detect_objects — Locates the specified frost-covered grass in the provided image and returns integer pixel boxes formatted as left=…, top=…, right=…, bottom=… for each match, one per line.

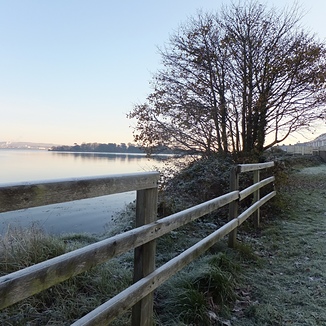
left=0, top=194, right=249, bottom=325
left=231, top=162, right=326, bottom=325
left=0, top=223, right=133, bottom=325
left=1, top=155, right=324, bottom=325
left=297, top=164, right=326, bottom=175
left=155, top=252, right=240, bottom=325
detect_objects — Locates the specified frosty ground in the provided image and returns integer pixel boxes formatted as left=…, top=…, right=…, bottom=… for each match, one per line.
left=232, top=164, right=326, bottom=325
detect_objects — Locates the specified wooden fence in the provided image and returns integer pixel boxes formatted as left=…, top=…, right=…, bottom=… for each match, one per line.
left=0, top=162, right=275, bottom=325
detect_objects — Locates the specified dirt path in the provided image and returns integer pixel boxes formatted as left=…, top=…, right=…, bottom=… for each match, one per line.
left=233, top=164, right=326, bottom=325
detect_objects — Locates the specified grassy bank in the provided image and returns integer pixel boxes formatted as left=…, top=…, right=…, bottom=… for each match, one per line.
left=231, top=163, right=326, bottom=325
left=0, top=155, right=325, bottom=325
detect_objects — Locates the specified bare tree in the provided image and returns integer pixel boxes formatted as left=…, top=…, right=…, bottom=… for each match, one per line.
left=128, top=2, right=326, bottom=155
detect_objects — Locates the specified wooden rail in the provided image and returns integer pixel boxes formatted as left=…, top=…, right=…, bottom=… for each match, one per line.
left=228, top=161, right=274, bottom=247
left=0, top=172, right=159, bottom=213
left=0, top=163, right=275, bottom=325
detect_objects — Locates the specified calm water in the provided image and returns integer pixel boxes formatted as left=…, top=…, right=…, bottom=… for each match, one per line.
left=0, top=149, right=167, bottom=183
left=0, top=150, right=169, bottom=235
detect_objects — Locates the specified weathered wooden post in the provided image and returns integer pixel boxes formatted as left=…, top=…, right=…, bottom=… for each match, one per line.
left=253, top=170, right=260, bottom=227
left=132, top=186, right=158, bottom=326
left=228, top=166, right=239, bottom=248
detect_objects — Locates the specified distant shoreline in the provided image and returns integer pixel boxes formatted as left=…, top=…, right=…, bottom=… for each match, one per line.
left=49, top=142, right=187, bottom=155
left=0, top=141, right=191, bottom=155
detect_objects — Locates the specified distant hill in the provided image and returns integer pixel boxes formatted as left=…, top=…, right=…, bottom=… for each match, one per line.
left=0, top=142, right=58, bottom=150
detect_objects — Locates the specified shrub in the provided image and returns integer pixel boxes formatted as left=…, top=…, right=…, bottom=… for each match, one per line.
left=158, top=154, right=235, bottom=216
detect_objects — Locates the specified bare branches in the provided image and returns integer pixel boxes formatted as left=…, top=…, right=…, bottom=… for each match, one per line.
left=128, top=2, right=326, bottom=155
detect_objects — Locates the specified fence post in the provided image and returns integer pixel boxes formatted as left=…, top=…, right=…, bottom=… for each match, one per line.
left=228, top=166, right=239, bottom=248
left=132, top=187, right=158, bottom=326
left=253, top=170, right=260, bottom=227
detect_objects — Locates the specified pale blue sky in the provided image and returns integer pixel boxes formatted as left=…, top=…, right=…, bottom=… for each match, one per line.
left=0, top=0, right=325, bottom=145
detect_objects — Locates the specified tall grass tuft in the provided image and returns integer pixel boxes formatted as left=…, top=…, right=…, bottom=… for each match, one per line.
left=0, top=223, right=66, bottom=275
left=156, top=252, right=240, bottom=324
left=0, top=224, right=133, bottom=325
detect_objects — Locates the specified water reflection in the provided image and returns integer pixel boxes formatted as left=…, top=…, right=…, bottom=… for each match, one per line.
left=51, top=151, right=170, bottom=162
